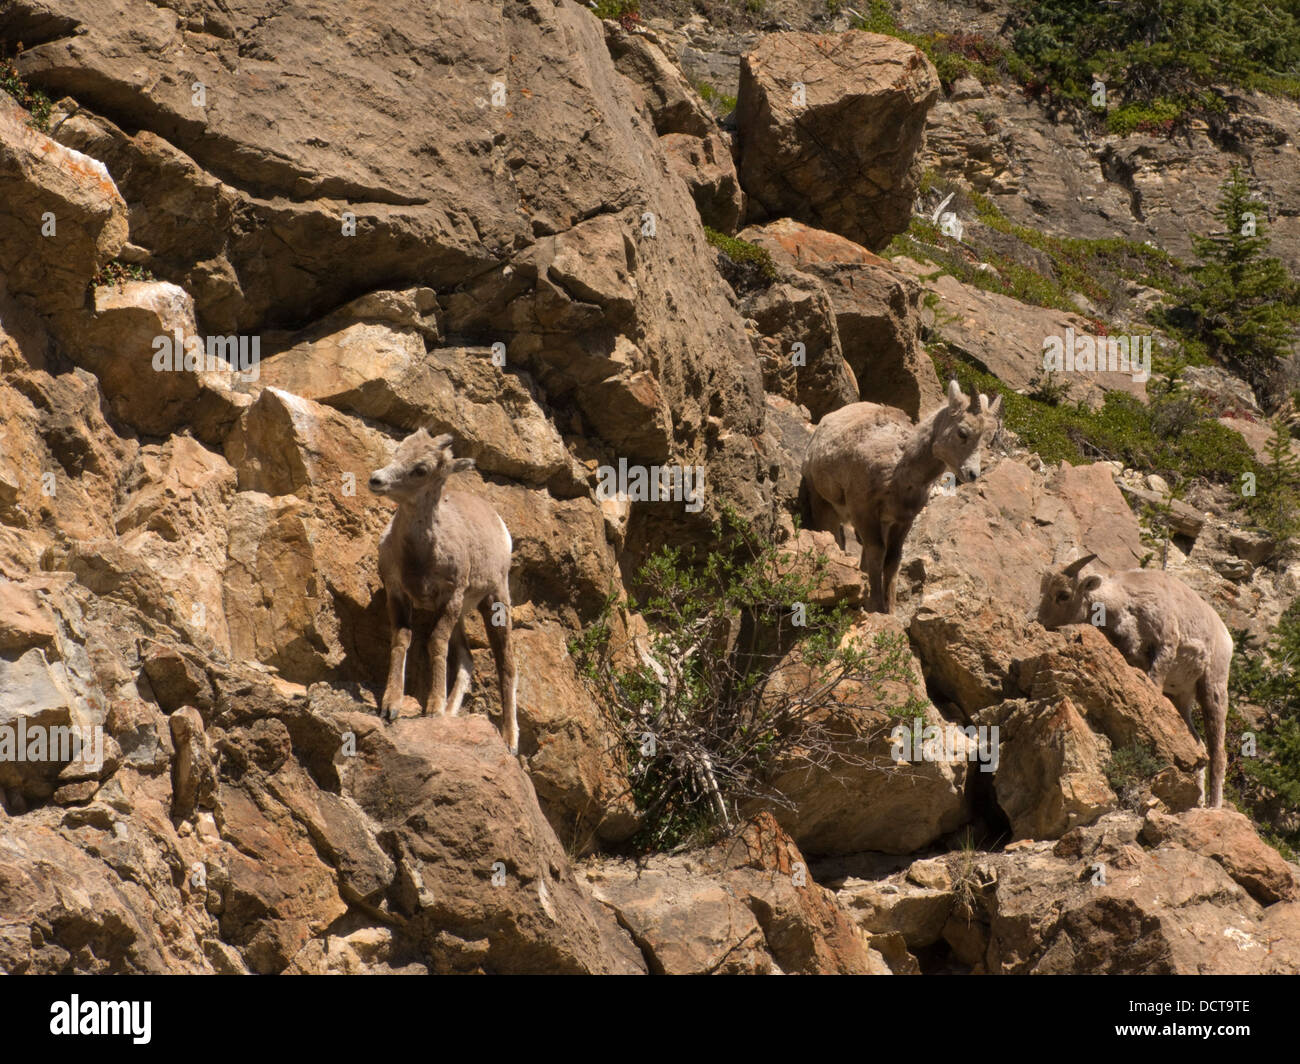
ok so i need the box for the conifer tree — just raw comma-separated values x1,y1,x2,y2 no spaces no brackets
1185,166,1300,398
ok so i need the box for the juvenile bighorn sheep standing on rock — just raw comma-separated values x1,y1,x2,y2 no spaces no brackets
367,428,518,753
1038,555,1231,808
801,380,1003,613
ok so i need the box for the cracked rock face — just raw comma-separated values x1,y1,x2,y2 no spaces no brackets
4,0,769,528
2,0,1299,977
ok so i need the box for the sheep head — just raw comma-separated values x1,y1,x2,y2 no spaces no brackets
1037,553,1103,628
933,379,1003,484
367,427,475,503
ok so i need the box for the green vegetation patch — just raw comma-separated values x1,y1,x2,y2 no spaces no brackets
570,506,926,853
1,51,53,131
937,352,1260,489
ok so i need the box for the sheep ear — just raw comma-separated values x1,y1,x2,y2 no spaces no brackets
451,457,476,474
1080,574,1103,593
1063,553,1098,578
947,379,965,412
429,432,455,451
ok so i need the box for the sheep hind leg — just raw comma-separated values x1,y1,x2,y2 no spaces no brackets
1170,689,1206,803
856,524,886,614
881,518,914,615
1196,674,1227,809
809,487,847,552
480,597,518,755
445,620,473,717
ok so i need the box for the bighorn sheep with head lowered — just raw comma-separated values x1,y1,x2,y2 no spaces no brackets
367,428,518,754
801,380,1003,613
1037,555,1231,808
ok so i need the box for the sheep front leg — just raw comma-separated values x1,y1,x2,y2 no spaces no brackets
381,593,420,721
425,592,463,717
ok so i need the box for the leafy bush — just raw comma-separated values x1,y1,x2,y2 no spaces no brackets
693,80,737,117
704,225,778,286
1,52,53,131
592,0,640,20
570,508,926,852
1106,741,1168,811
91,259,155,288
852,2,1014,87
1245,417,1300,549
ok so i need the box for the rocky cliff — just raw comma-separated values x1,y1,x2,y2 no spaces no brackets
1,0,1298,974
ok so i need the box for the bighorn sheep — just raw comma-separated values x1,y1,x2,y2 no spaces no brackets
1037,555,1231,808
801,380,1003,613
367,428,518,753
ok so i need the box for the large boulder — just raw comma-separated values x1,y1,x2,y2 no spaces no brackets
1141,808,1299,905
736,32,939,250
973,697,1117,840
73,280,249,442
739,261,858,421
662,130,745,234
337,712,645,974
904,459,1147,618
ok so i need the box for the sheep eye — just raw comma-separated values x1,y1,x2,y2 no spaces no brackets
412,463,430,477
957,427,971,441
1056,591,1070,602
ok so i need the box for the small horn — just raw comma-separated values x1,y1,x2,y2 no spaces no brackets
1063,553,1098,578
978,393,990,413
429,432,454,450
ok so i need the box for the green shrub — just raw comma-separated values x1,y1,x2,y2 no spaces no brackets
592,0,640,19
1177,166,1300,400
1010,0,1300,106
1106,741,1168,810
1,53,53,131
91,260,155,288
693,80,737,117
1245,417,1300,549
570,507,927,852
704,226,778,283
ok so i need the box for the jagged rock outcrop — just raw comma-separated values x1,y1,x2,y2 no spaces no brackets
584,813,884,974
741,219,943,417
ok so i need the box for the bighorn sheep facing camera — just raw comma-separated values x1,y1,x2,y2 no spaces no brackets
367,428,518,754
801,380,1003,613
1038,555,1231,808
